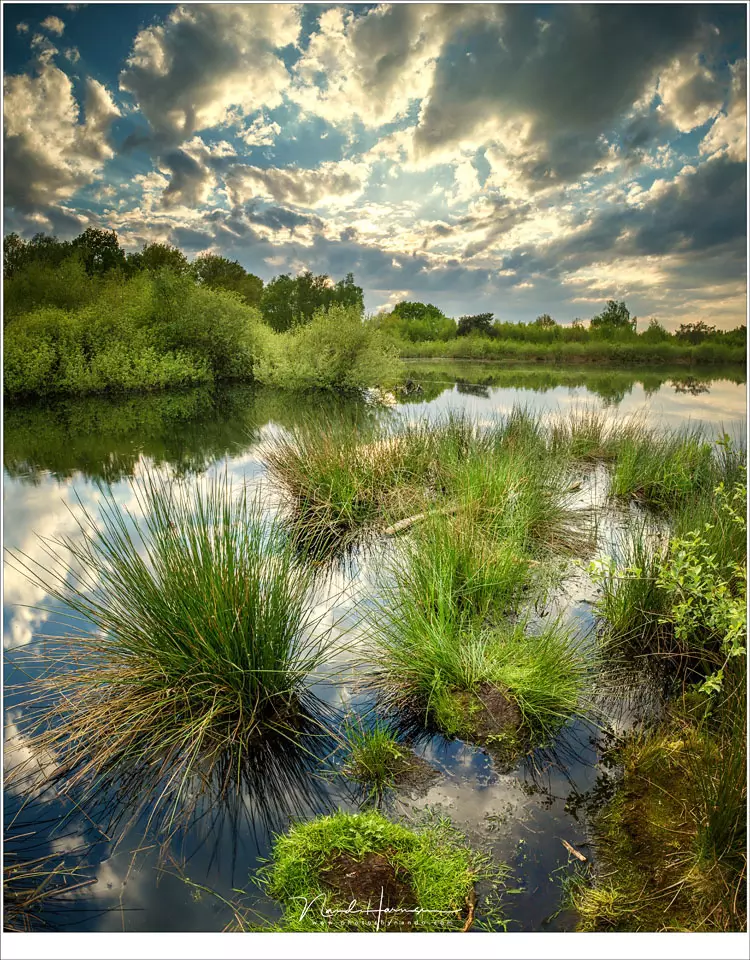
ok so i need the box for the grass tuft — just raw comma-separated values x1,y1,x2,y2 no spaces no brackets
7,472,340,833
256,809,499,931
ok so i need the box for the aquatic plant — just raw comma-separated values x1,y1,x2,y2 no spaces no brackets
7,472,340,832
257,810,494,931
365,611,587,746
339,716,422,800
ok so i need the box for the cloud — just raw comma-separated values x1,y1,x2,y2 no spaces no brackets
4,61,121,212
657,54,726,132
41,15,66,36
225,160,369,208
16,22,29,34
64,47,81,64
290,4,470,128
235,113,281,147
700,59,747,161
119,4,300,146
412,4,707,186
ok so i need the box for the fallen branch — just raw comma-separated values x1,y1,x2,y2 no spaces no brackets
382,505,458,536
461,887,477,932
561,839,587,862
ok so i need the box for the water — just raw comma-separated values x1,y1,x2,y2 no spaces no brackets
3,363,746,932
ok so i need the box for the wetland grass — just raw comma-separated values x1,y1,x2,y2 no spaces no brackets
7,473,340,832
257,810,493,931
610,429,716,509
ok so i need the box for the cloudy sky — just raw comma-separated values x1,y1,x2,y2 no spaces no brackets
3,2,747,326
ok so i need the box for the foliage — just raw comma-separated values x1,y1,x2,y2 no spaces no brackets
457,312,494,337
533,313,557,328
253,303,402,393
70,227,126,276
340,717,409,797
260,270,363,331
126,241,189,276
655,470,747,693
676,321,718,344
589,299,637,334
191,253,263,306
378,301,457,342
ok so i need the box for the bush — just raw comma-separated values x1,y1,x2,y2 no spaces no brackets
255,303,403,392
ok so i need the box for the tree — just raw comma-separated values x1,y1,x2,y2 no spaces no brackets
590,300,637,333
383,301,456,341
3,233,27,278
533,313,556,328
259,271,364,331
127,242,189,276
191,253,263,306
641,318,671,342
71,227,126,275
457,312,494,337
675,321,717,345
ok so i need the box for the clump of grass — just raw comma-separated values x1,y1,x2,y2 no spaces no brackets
548,407,617,462
444,449,591,555
340,717,410,798
257,810,496,931
365,609,587,746
392,513,532,631
592,521,672,657
7,472,339,832
611,429,716,509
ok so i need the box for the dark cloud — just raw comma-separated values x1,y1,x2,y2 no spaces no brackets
414,5,715,184
246,204,323,232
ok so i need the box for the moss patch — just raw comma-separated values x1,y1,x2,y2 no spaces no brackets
258,810,497,932
571,715,747,932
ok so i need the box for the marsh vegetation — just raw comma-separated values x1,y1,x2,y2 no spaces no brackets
3,367,746,933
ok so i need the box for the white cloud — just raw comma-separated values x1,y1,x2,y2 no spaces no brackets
290,4,479,128
236,113,282,147
657,55,725,132
16,22,29,34
700,59,747,161
4,62,121,211
64,47,81,64
225,159,370,208
119,4,300,144
41,15,66,36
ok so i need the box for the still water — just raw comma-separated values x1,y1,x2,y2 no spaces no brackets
3,363,746,932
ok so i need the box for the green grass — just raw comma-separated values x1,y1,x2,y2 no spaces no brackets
593,522,673,657
610,429,716,509
396,335,746,366
7,472,340,832
339,717,410,798
366,607,588,745
257,810,496,931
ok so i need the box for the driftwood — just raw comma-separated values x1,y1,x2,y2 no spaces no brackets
382,505,458,537
461,888,477,932
561,839,587,862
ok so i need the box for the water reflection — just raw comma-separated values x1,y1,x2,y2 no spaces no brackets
3,363,746,933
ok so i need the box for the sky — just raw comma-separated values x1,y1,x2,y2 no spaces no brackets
2,2,748,327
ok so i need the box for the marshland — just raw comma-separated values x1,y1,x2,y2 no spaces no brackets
3,360,746,934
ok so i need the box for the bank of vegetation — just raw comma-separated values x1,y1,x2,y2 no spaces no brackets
3,229,745,402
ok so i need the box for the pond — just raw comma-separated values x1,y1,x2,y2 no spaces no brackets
3,362,746,933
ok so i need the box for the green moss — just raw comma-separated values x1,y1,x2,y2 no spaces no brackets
571,710,747,932
257,810,501,931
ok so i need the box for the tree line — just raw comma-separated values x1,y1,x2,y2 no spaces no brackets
3,228,745,349
3,228,363,332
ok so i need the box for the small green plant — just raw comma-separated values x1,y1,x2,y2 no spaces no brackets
341,717,408,797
